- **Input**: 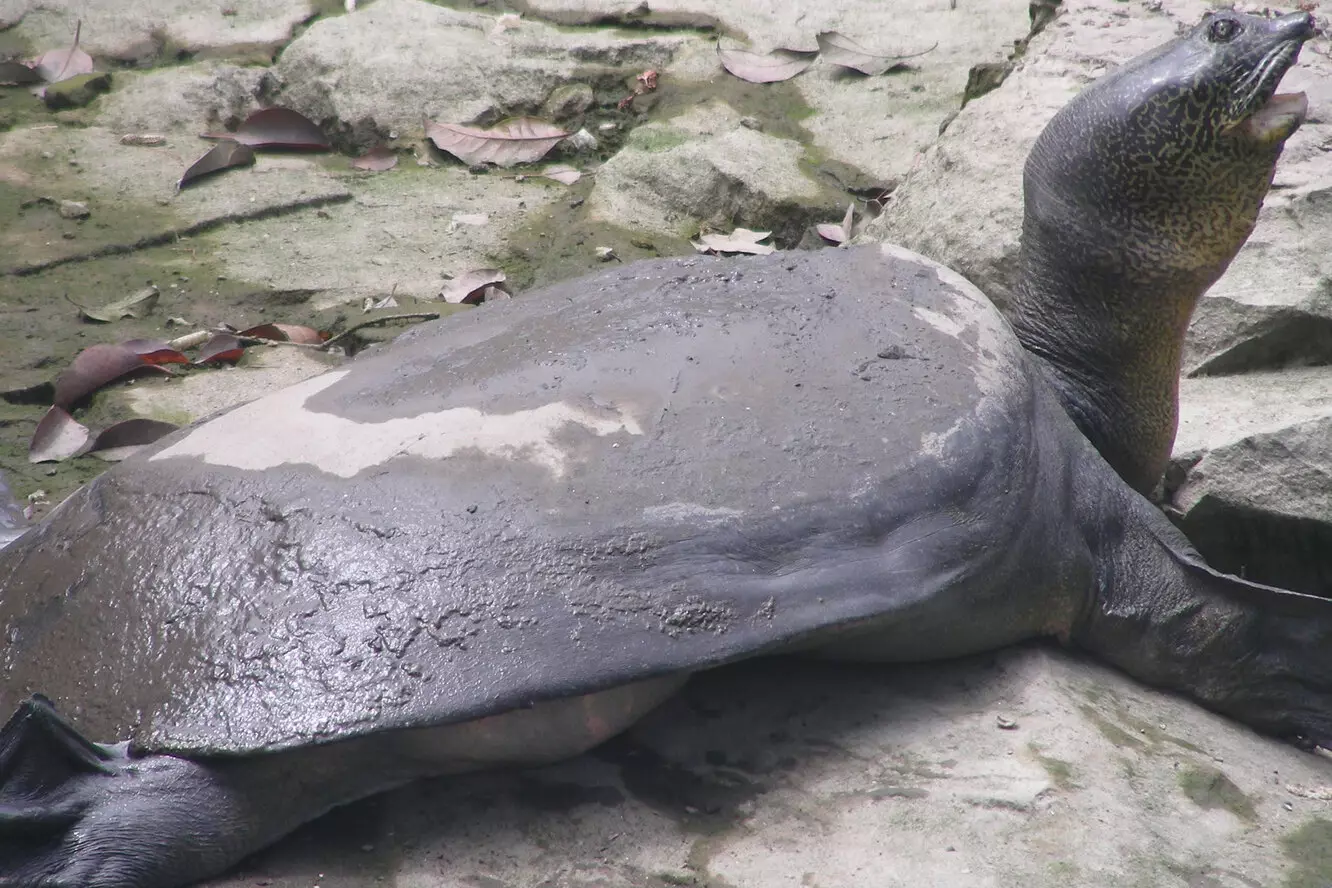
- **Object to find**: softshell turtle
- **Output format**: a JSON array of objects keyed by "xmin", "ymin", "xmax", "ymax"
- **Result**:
[{"xmin": 1, "ymin": 11, "xmax": 1328, "ymax": 888}]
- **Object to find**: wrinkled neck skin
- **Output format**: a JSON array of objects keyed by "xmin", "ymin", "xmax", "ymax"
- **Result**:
[
  {"xmin": 1009, "ymin": 228, "xmax": 1226, "ymax": 496},
  {"xmin": 1066, "ymin": 439, "xmax": 1332, "ymax": 747}
]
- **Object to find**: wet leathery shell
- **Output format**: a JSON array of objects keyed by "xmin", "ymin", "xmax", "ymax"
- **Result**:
[{"xmin": 0, "ymin": 244, "xmax": 1040, "ymax": 754}]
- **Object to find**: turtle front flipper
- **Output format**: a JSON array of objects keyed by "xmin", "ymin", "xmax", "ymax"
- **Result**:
[
  {"xmin": 1072, "ymin": 474, "xmax": 1332, "ymax": 748},
  {"xmin": 0, "ymin": 696, "xmax": 256, "ymax": 888}
]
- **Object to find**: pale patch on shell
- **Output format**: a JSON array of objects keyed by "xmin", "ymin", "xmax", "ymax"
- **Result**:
[
  {"xmin": 875, "ymin": 244, "xmax": 1021, "ymax": 459},
  {"xmin": 151, "ymin": 370, "xmax": 644, "ymax": 478},
  {"xmin": 643, "ymin": 502, "xmax": 745, "ymax": 524}
]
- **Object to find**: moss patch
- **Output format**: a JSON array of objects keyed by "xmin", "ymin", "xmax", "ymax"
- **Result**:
[
  {"xmin": 1177, "ymin": 764, "xmax": 1256, "ymax": 821},
  {"xmin": 1027, "ymin": 742, "xmax": 1076, "ymax": 791},
  {"xmin": 1284, "ymin": 818, "xmax": 1332, "ymax": 888}
]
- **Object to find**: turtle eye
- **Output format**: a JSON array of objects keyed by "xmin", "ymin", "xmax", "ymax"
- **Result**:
[{"xmin": 1209, "ymin": 17, "xmax": 1241, "ymax": 42}]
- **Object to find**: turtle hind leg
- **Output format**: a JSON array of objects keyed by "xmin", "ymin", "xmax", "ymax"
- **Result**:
[
  {"xmin": 0, "ymin": 696, "xmax": 234, "ymax": 888},
  {"xmin": 1, "ymin": 694, "xmax": 116, "ymax": 790}
]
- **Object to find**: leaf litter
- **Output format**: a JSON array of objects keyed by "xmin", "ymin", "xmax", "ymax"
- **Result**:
[
  {"xmin": 85, "ymin": 419, "xmax": 179, "ymax": 462},
  {"xmin": 426, "ymin": 118, "xmax": 570, "ymax": 168},
  {"xmin": 351, "ymin": 144, "xmax": 398, "ymax": 171},
  {"xmin": 178, "ymin": 140, "xmax": 255, "ymax": 190},
  {"xmin": 29, "ymin": 407, "xmax": 90, "ymax": 464},
  {"xmin": 717, "ymin": 45, "xmax": 817, "ymax": 83},
  {"xmin": 440, "ymin": 269, "xmax": 510, "ymax": 304},
  {"xmin": 816, "ymin": 203, "xmax": 856, "ymax": 245},
  {"xmin": 816, "ymin": 31, "xmax": 937, "ymax": 75},
  {"xmin": 201, "ymin": 108, "xmax": 330, "ymax": 150},
  {"xmin": 78, "ymin": 286, "xmax": 160, "ymax": 323},
  {"xmin": 692, "ymin": 228, "xmax": 776, "ymax": 256}
]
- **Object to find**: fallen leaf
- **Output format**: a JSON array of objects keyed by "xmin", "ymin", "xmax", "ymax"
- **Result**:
[
  {"xmin": 815, "ymin": 31, "xmax": 937, "ymax": 76},
  {"xmin": 692, "ymin": 227, "xmax": 776, "ymax": 256},
  {"xmin": 178, "ymin": 140, "xmax": 255, "ymax": 190},
  {"xmin": 426, "ymin": 118, "xmax": 570, "ymax": 168},
  {"xmin": 53, "ymin": 343, "xmax": 170, "ymax": 408},
  {"xmin": 448, "ymin": 212, "xmax": 490, "ymax": 231},
  {"xmin": 121, "ymin": 339, "xmax": 191, "ymax": 365},
  {"xmin": 816, "ymin": 202, "xmax": 856, "ymax": 245},
  {"xmin": 28, "ymin": 406, "xmax": 89, "ymax": 463},
  {"xmin": 194, "ymin": 333, "xmax": 246, "ymax": 364},
  {"xmin": 351, "ymin": 144, "xmax": 397, "ymax": 171},
  {"xmin": 717, "ymin": 45, "xmax": 817, "ymax": 83},
  {"xmin": 491, "ymin": 12, "xmax": 522, "ymax": 37},
  {"xmin": 239, "ymin": 323, "xmax": 325, "ymax": 344},
  {"xmin": 0, "ymin": 61, "xmax": 42, "ymax": 85},
  {"xmin": 80, "ymin": 285, "xmax": 160, "ymax": 323},
  {"xmin": 1, "ymin": 381, "xmax": 54, "ymax": 406},
  {"xmin": 538, "ymin": 165, "xmax": 581, "ymax": 185},
  {"xmin": 202, "ymin": 107, "xmax": 330, "ymax": 150},
  {"xmin": 363, "ymin": 295, "xmax": 399, "ymax": 312},
  {"xmin": 33, "ymin": 21, "xmax": 93, "ymax": 84},
  {"xmin": 86, "ymin": 418, "xmax": 179, "ymax": 461},
  {"xmin": 440, "ymin": 269, "xmax": 508, "ymax": 304}
]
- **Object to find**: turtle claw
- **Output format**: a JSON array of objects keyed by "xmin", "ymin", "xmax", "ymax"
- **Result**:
[{"xmin": 0, "ymin": 696, "xmax": 245, "ymax": 888}]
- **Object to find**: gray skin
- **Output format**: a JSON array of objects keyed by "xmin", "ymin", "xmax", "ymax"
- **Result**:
[{"xmin": 0, "ymin": 11, "xmax": 1328, "ymax": 888}]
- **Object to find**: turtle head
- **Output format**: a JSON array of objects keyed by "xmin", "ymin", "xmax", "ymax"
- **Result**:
[
  {"xmin": 1012, "ymin": 10, "xmax": 1314, "ymax": 496},
  {"xmin": 1132, "ymin": 10, "xmax": 1313, "ymax": 148}
]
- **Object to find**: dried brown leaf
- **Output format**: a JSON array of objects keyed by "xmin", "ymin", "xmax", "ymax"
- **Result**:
[
  {"xmin": 29, "ymin": 406, "xmax": 90, "ymax": 463},
  {"xmin": 53, "ymin": 343, "xmax": 169, "ymax": 408},
  {"xmin": 426, "ymin": 118, "xmax": 570, "ymax": 168},
  {"xmin": 203, "ymin": 107, "xmax": 330, "ymax": 150},
  {"xmin": 351, "ymin": 144, "xmax": 398, "ymax": 171},
  {"xmin": 692, "ymin": 227, "xmax": 776, "ymax": 256},
  {"xmin": 0, "ymin": 60, "xmax": 42, "ymax": 85},
  {"xmin": 815, "ymin": 31, "xmax": 937, "ymax": 76},
  {"xmin": 440, "ymin": 269, "xmax": 508, "ymax": 304},
  {"xmin": 717, "ymin": 45, "xmax": 816, "ymax": 83},
  {"xmin": 33, "ymin": 21, "xmax": 93, "ymax": 84},
  {"xmin": 239, "ymin": 323, "xmax": 325, "ymax": 344},
  {"xmin": 178, "ymin": 140, "xmax": 255, "ymax": 190},
  {"xmin": 86, "ymin": 418, "xmax": 179, "ymax": 461},
  {"xmin": 816, "ymin": 202, "xmax": 856, "ymax": 245},
  {"xmin": 194, "ymin": 333, "xmax": 246, "ymax": 364},
  {"xmin": 538, "ymin": 164, "xmax": 582, "ymax": 185},
  {"xmin": 79, "ymin": 286, "xmax": 159, "ymax": 323}
]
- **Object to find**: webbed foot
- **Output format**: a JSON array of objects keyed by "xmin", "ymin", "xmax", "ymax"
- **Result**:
[{"xmin": 0, "ymin": 696, "xmax": 246, "ymax": 888}]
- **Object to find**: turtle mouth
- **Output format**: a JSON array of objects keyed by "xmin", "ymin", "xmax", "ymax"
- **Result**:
[{"xmin": 1235, "ymin": 38, "xmax": 1309, "ymax": 142}]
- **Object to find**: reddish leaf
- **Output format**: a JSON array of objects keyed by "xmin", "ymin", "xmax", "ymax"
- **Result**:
[
  {"xmin": 202, "ymin": 107, "xmax": 330, "ymax": 150},
  {"xmin": 440, "ymin": 269, "xmax": 508, "ymax": 305},
  {"xmin": 0, "ymin": 60, "xmax": 41, "ymax": 85},
  {"xmin": 426, "ymin": 118, "xmax": 569, "ymax": 168},
  {"xmin": 178, "ymin": 140, "xmax": 255, "ymax": 190},
  {"xmin": 53, "ymin": 344, "xmax": 169, "ymax": 408},
  {"xmin": 239, "ymin": 323, "xmax": 325, "ymax": 344},
  {"xmin": 194, "ymin": 333, "xmax": 245, "ymax": 364},
  {"xmin": 717, "ymin": 46, "xmax": 817, "ymax": 83},
  {"xmin": 351, "ymin": 144, "xmax": 398, "ymax": 171},
  {"xmin": 28, "ymin": 406, "xmax": 90, "ymax": 463},
  {"xmin": 86, "ymin": 419, "xmax": 179, "ymax": 461},
  {"xmin": 121, "ymin": 339, "xmax": 190, "ymax": 365},
  {"xmin": 815, "ymin": 31, "xmax": 936, "ymax": 76}
]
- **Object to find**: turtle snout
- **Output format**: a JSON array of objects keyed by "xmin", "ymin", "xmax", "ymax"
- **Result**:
[{"xmin": 1274, "ymin": 10, "xmax": 1316, "ymax": 41}]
